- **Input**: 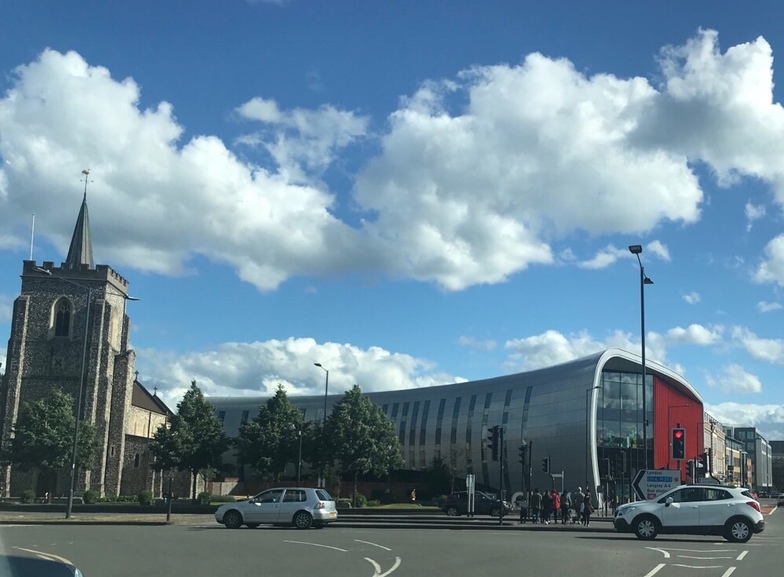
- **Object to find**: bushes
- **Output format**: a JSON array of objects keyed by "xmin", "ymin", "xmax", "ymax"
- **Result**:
[
  {"xmin": 82, "ymin": 489, "xmax": 98, "ymax": 504},
  {"xmin": 197, "ymin": 491, "xmax": 211, "ymax": 505},
  {"xmin": 19, "ymin": 489, "xmax": 35, "ymax": 504},
  {"xmin": 352, "ymin": 492, "xmax": 368, "ymax": 508},
  {"xmin": 137, "ymin": 490, "xmax": 153, "ymax": 506}
]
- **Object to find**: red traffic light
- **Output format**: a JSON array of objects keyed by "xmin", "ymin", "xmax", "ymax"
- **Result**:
[{"xmin": 674, "ymin": 430, "xmax": 683, "ymax": 440}]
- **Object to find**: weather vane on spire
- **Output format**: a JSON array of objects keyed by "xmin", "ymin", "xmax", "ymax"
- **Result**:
[{"xmin": 81, "ymin": 169, "xmax": 92, "ymax": 199}]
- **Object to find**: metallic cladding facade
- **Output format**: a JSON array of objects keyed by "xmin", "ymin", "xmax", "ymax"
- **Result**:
[{"xmin": 210, "ymin": 348, "xmax": 703, "ymax": 506}]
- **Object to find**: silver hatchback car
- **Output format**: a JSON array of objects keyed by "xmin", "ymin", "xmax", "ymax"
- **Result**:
[{"xmin": 215, "ymin": 487, "xmax": 338, "ymax": 529}]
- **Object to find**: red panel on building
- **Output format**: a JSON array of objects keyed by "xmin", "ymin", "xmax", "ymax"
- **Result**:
[{"xmin": 653, "ymin": 376, "xmax": 703, "ymax": 480}]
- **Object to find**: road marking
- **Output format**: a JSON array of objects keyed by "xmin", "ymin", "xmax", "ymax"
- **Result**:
[
  {"xmin": 678, "ymin": 555, "xmax": 734, "ymax": 560},
  {"xmin": 720, "ymin": 568, "xmax": 736, "ymax": 577},
  {"xmin": 667, "ymin": 548, "xmax": 737, "ymax": 553},
  {"xmin": 736, "ymin": 551, "xmax": 748, "ymax": 561},
  {"xmin": 282, "ymin": 540, "xmax": 347, "ymax": 552},
  {"xmin": 355, "ymin": 539, "xmax": 392, "ymax": 551},
  {"xmin": 646, "ymin": 548, "xmax": 670, "ymax": 558},
  {"xmin": 14, "ymin": 546, "xmax": 75, "ymax": 566},
  {"xmin": 643, "ymin": 563, "xmax": 666, "ymax": 577},
  {"xmin": 364, "ymin": 556, "xmax": 401, "ymax": 577},
  {"xmin": 671, "ymin": 565, "xmax": 724, "ymax": 569}
]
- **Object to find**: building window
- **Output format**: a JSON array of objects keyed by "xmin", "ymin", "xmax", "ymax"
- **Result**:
[
  {"xmin": 133, "ymin": 453, "xmax": 140, "ymax": 468},
  {"xmin": 240, "ymin": 410, "xmax": 249, "ymax": 424},
  {"xmin": 54, "ymin": 298, "xmax": 72, "ymax": 337}
]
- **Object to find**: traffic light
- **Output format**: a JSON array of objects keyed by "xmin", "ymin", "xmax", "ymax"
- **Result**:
[
  {"xmin": 541, "ymin": 457, "xmax": 550, "ymax": 474},
  {"xmin": 687, "ymin": 460, "xmax": 695, "ymax": 479},
  {"xmin": 486, "ymin": 426, "xmax": 499, "ymax": 461},
  {"xmin": 697, "ymin": 453, "xmax": 707, "ymax": 471},
  {"xmin": 671, "ymin": 428, "xmax": 686, "ymax": 460},
  {"xmin": 518, "ymin": 444, "xmax": 526, "ymax": 465}
]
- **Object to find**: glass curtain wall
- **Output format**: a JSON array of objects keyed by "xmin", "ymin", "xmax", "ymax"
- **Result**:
[{"xmin": 595, "ymin": 371, "xmax": 653, "ymax": 504}]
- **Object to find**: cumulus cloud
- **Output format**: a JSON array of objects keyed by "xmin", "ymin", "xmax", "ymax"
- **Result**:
[
  {"xmin": 3, "ymin": 30, "xmax": 784, "ymax": 293},
  {"xmin": 704, "ymin": 402, "xmax": 784, "ymax": 440},
  {"xmin": 458, "ymin": 336, "xmax": 497, "ymax": 351},
  {"xmin": 578, "ymin": 244, "xmax": 628, "ymax": 269},
  {"xmin": 235, "ymin": 96, "xmax": 368, "ymax": 178},
  {"xmin": 705, "ymin": 364, "xmax": 763, "ymax": 394},
  {"xmin": 745, "ymin": 201, "xmax": 766, "ymax": 231},
  {"xmin": 683, "ymin": 292, "xmax": 701, "ymax": 304},
  {"xmin": 756, "ymin": 301, "xmax": 782, "ymax": 312},
  {"xmin": 134, "ymin": 337, "xmax": 462, "ymax": 409},
  {"xmin": 731, "ymin": 326, "xmax": 784, "ymax": 364},
  {"xmin": 665, "ymin": 323, "xmax": 723, "ymax": 346},
  {"xmin": 753, "ymin": 234, "xmax": 784, "ymax": 286}
]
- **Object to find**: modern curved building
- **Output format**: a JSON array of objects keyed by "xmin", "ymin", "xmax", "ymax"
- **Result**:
[{"xmin": 211, "ymin": 348, "xmax": 704, "ymax": 505}]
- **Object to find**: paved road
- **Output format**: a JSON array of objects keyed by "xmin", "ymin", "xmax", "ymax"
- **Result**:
[{"xmin": 0, "ymin": 509, "xmax": 781, "ymax": 577}]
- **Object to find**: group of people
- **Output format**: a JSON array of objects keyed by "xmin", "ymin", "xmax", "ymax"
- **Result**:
[{"xmin": 522, "ymin": 487, "xmax": 595, "ymax": 525}]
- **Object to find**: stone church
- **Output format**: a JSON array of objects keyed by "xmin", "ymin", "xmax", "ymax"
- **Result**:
[{"xmin": 0, "ymin": 188, "xmax": 174, "ymax": 498}]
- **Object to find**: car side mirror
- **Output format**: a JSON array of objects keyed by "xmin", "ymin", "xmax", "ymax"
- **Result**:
[{"xmin": 665, "ymin": 497, "xmax": 673, "ymax": 507}]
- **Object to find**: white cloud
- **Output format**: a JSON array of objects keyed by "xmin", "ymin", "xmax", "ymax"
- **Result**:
[
  {"xmin": 753, "ymin": 234, "xmax": 784, "ymax": 286},
  {"xmin": 756, "ymin": 301, "xmax": 782, "ymax": 313},
  {"xmin": 458, "ymin": 336, "xmax": 497, "ymax": 351},
  {"xmin": 704, "ymin": 364, "xmax": 762, "ymax": 394},
  {"xmin": 235, "ymin": 96, "xmax": 368, "ymax": 178},
  {"xmin": 134, "ymin": 337, "xmax": 463, "ymax": 408},
  {"xmin": 683, "ymin": 292, "xmax": 701, "ymax": 304},
  {"xmin": 4, "ymin": 30, "xmax": 784, "ymax": 293},
  {"xmin": 745, "ymin": 201, "xmax": 766, "ymax": 231},
  {"xmin": 731, "ymin": 326, "xmax": 784, "ymax": 364},
  {"xmin": 665, "ymin": 323, "xmax": 723, "ymax": 346},
  {"xmin": 704, "ymin": 402, "xmax": 784, "ymax": 440},
  {"xmin": 578, "ymin": 244, "xmax": 628, "ymax": 269}
]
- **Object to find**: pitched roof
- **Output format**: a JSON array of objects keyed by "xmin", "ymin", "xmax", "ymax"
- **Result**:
[
  {"xmin": 132, "ymin": 380, "xmax": 173, "ymax": 416},
  {"xmin": 64, "ymin": 192, "xmax": 94, "ymax": 270}
]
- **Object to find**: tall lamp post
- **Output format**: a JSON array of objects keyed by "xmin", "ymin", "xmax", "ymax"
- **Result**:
[
  {"xmin": 628, "ymin": 245, "xmax": 653, "ymax": 471},
  {"xmin": 35, "ymin": 268, "xmax": 138, "ymax": 519},
  {"xmin": 314, "ymin": 363, "xmax": 329, "ymax": 488}
]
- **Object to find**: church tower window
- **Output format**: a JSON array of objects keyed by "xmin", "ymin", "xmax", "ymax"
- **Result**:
[{"xmin": 53, "ymin": 298, "xmax": 72, "ymax": 337}]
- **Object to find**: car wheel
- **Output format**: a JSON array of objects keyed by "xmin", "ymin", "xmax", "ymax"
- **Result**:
[
  {"xmin": 293, "ymin": 511, "xmax": 313, "ymax": 529},
  {"xmin": 490, "ymin": 507, "xmax": 501, "ymax": 518},
  {"xmin": 245, "ymin": 523, "xmax": 260, "ymax": 529},
  {"xmin": 223, "ymin": 510, "xmax": 243, "ymax": 530},
  {"xmin": 446, "ymin": 506, "xmax": 460, "ymax": 517},
  {"xmin": 633, "ymin": 515, "xmax": 659, "ymax": 540},
  {"xmin": 725, "ymin": 518, "xmax": 752, "ymax": 543}
]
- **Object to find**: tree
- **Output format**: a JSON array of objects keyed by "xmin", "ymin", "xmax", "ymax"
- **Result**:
[
  {"xmin": 235, "ymin": 384, "xmax": 304, "ymax": 483},
  {"xmin": 425, "ymin": 455, "xmax": 453, "ymax": 497},
  {"xmin": 327, "ymin": 385, "xmax": 403, "ymax": 506},
  {"xmin": 5, "ymin": 389, "xmax": 97, "ymax": 495},
  {"xmin": 150, "ymin": 381, "xmax": 229, "ymax": 500}
]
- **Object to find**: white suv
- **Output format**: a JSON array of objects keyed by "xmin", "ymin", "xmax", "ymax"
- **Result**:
[{"xmin": 614, "ymin": 485, "xmax": 764, "ymax": 542}]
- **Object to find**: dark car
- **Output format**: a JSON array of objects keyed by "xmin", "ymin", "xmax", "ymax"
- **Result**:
[
  {"xmin": 442, "ymin": 491, "xmax": 512, "ymax": 517},
  {"xmin": 777, "ymin": 494, "xmax": 784, "ymax": 507}
]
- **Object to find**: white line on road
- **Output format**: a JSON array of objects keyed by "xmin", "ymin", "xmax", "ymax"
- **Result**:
[
  {"xmin": 643, "ymin": 563, "xmax": 666, "ymax": 577},
  {"xmin": 677, "ymin": 555, "xmax": 734, "ymax": 560},
  {"xmin": 667, "ymin": 548, "xmax": 737, "ymax": 553},
  {"xmin": 379, "ymin": 556, "xmax": 401, "ymax": 577},
  {"xmin": 365, "ymin": 557, "xmax": 382, "ymax": 576},
  {"xmin": 355, "ymin": 539, "xmax": 392, "ymax": 551},
  {"xmin": 720, "ymin": 567, "xmax": 737, "ymax": 577},
  {"xmin": 671, "ymin": 564, "xmax": 724, "ymax": 569},
  {"xmin": 282, "ymin": 540, "xmax": 348, "ymax": 552},
  {"xmin": 736, "ymin": 551, "xmax": 748, "ymax": 561},
  {"xmin": 646, "ymin": 548, "xmax": 670, "ymax": 558}
]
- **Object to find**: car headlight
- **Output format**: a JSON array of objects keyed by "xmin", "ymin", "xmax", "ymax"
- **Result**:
[{"xmin": 619, "ymin": 506, "xmax": 637, "ymax": 515}]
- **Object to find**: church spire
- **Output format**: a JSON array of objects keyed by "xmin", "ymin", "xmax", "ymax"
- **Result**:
[{"xmin": 64, "ymin": 169, "xmax": 95, "ymax": 270}]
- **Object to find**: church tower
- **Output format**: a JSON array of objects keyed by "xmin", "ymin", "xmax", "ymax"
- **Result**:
[{"xmin": 1, "ymin": 181, "xmax": 137, "ymax": 497}]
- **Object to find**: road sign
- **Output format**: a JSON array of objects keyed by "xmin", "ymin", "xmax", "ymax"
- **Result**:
[{"xmin": 632, "ymin": 469, "xmax": 681, "ymax": 500}]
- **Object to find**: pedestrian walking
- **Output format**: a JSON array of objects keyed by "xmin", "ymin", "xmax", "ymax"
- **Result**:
[
  {"xmin": 530, "ymin": 489, "xmax": 542, "ymax": 524},
  {"xmin": 560, "ymin": 490, "xmax": 571, "ymax": 524},
  {"xmin": 572, "ymin": 487, "xmax": 584, "ymax": 524},
  {"xmin": 541, "ymin": 488, "xmax": 552, "ymax": 524},
  {"xmin": 583, "ymin": 490, "xmax": 594, "ymax": 526}
]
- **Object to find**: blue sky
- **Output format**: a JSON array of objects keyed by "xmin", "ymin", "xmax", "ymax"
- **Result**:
[{"xmin": 1, "ymin": 1, "xmax": 783, "ymax": 439}]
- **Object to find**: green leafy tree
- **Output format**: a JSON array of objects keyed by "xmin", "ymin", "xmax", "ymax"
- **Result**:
[
  {"xmin": 236, "ymin": 384, "xmax": 304, "ymax": 483},
  {"xmin": 6, "ymin": 389, "xmax": 97, "ymax": 495},
  {"xmin": 150, "ymin": 381, "xmax": 229, "ymax": 500},
  {"xmin": 425, "ymin": 455, "xmax": 453, "ymax": 497},
  {"xmin": 327, "ymin": 385, "xmax": 403, "ymax": 506}
]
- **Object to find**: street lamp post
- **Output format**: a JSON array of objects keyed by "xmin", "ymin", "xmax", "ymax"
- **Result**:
[
  {"xmin": 629, "ymin": 245, "xmax": 653, "ymax": 471},
  {"xmin": 585, "ymin": 385, "xmax": 602, "ymax": 492},
  {"xmin": 314, "ymin": 363, "xmax": 329, "ymax": 488}
]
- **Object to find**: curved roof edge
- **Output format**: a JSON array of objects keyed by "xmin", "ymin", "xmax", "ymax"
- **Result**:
[{"xmin": 597, "ymin": 347, "xmax": 703, "ymax": 405}]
